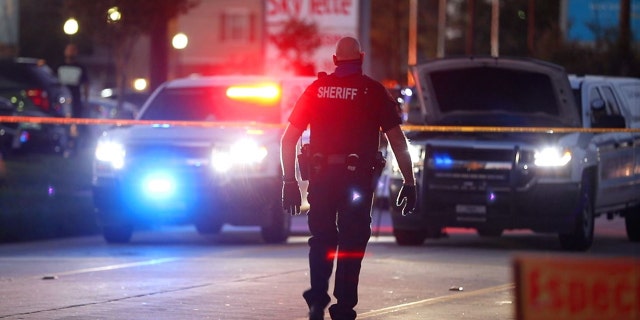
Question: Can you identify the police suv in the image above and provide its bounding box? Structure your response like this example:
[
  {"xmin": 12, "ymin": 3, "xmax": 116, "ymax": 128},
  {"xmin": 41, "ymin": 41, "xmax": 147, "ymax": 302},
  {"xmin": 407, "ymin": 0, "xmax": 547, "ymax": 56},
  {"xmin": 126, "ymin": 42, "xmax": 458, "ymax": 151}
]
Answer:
[
  {"xmin": 92, "ymin": 75, "xmax": 314, "ymax": 243},
  {"xmin": 388, "ymin": 57, "xmax": 640, "ymax": 251}
]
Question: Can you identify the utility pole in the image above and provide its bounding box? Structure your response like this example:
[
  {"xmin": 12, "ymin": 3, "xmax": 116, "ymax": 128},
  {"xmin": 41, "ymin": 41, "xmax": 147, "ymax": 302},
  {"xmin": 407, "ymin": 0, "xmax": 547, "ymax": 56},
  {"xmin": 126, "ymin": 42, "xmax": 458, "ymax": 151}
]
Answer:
[
  {"xmin": 527, "ymin": 0, "xmax": 535, "ymax": 55},
  {"xmin": 149, "ymin": 7, "xmax": 170, "ymax": 92},
  {"xmin": 618, "ymin": 0, "xmax": 631, "ymax": 75},
  {"xmin": 408, "ymin": 0, "xmax": 417, "ymax": 85},
  {"xmin": 490, "ymin": 0, "xmax": 499, "ymax": 57},
  {"xmin": 466, "ymin": 0, "xmax": 476, "ymax": 55},
  {"xmin": 437, "ymin": 0, "xmax": 447, "ymax": 58}
]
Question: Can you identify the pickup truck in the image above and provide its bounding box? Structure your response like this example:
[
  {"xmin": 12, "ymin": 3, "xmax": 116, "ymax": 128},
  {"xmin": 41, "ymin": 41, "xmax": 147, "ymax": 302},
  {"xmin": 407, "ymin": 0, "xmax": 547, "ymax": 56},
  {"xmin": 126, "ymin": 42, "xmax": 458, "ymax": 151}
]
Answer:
[
  {"xmin": 387, "ymin": 57, "xmax": 640, "ymax": 251},
  {"xmin": 91, "ymin": 75, "xmax": 314, "ymax": 243}
]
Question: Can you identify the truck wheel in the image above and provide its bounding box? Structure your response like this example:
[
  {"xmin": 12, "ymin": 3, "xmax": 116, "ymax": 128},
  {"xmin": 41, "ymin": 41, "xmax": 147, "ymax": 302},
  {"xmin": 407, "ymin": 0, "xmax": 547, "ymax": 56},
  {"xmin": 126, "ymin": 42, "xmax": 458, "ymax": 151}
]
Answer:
[
  {"xmin": 102, "ymin": 225, "xmax": 133, "ymax": 243},
  {"xmin": 558, "ymin": 177, "xmax": 594, "ymax": 251},
  {"xmin": 393, "ymin": 228, "xmax": 426, "ymax": 246},
  {"xmin": 624, "ymin": 208, "xmax": 640, "ymax": 242},
  {"xmin": 261, "ymin": 203, "xmax": 291, "ymax": 244},
  {"xmin": 476, "ymin": 227, "xmax": 503, "ymax": 237}
]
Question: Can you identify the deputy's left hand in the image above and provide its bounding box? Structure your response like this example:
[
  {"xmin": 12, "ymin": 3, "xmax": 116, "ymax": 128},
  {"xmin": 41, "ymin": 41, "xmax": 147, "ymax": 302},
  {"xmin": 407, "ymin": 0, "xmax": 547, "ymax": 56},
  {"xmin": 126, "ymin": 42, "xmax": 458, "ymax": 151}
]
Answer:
[
  {"xmin": 396, "ymin": 184, "xmax": 417, "ymax": 216},
  {"xmin": 282, "ymin": 181, "xmax": 302, "ymax": 215}
]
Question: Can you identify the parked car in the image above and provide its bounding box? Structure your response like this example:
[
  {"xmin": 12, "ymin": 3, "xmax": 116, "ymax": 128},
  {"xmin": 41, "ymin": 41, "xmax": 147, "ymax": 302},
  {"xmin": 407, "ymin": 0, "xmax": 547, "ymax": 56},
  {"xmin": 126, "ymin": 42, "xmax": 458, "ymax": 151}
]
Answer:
[
  {"xmin": 91, "ymin": 75, "xmax": 315, "ymax": 243},
  {"xmin": 386, "ymin": 57, "xmax": 640, "ymax": 251},
  {"xmin": 0, "ymin": 58, "xmax": 72, "ymax": 154}
]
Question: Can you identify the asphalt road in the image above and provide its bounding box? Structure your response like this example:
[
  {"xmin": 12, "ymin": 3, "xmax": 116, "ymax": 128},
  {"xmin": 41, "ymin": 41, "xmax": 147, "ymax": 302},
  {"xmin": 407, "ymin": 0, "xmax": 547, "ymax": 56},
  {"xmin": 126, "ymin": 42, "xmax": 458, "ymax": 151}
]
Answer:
[{"xmin": 0, "ymin": 213, "xmax": 637, "ymax": 320}]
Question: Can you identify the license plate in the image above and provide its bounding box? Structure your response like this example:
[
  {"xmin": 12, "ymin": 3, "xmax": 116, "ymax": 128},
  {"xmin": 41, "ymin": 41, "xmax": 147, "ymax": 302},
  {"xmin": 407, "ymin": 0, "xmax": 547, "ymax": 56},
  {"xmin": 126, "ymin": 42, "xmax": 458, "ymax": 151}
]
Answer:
[{"xmin": 455, "ymin": 204, "xmax": 486, "ymax": 215}]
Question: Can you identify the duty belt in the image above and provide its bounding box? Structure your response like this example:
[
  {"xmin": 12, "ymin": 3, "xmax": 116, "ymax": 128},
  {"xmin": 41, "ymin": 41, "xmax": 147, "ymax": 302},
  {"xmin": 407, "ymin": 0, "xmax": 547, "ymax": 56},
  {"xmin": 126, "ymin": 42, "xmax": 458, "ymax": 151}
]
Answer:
[
  {"xmin": 298, "ymin": 144, "xmax": 383, "ymax": 181},
  {"xmin": 323, "ymin": 154, "xmax": 361, "ymax": 172},
  {"xmin": 326, "ymin": 154, "xmax": 351, "ymax": 164}
]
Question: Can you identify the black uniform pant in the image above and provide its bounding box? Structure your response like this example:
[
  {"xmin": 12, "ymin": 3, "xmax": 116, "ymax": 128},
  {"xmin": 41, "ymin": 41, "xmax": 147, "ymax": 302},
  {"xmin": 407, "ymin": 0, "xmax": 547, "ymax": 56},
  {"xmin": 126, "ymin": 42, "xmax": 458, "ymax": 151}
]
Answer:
[{"xmin": 304, "ymin": 167, "xmax": 374, "ymax": 320}]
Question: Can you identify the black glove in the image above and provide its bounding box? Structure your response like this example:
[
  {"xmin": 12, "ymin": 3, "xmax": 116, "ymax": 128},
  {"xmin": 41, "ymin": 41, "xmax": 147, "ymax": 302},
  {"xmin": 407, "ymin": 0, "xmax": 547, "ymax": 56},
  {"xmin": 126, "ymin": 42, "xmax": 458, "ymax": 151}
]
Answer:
[
  {"xmin": 282, "ymin": 181, "xmax": 302, "ymax": 215},
  {"xmin": 396, "ymin": 184, "xmax": 417, "ymax": 216}
]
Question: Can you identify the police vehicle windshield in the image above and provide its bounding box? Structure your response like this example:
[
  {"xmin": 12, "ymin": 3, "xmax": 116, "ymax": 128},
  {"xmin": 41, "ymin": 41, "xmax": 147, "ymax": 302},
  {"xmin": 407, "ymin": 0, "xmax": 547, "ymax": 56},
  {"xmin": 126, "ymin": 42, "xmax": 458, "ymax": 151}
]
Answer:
[{"xmin": 140, "ymin": 86, "xmax": 281, "ymax": 123}]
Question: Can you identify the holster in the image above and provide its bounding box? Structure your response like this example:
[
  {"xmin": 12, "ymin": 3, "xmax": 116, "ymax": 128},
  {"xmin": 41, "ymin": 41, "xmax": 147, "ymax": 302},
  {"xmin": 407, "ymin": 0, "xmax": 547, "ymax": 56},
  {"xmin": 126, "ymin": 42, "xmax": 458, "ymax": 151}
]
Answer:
[
  {"xmin": 371, "ymin": 151, "xmax": 386, "ymax": 189},
  {"xmin": 297, "ymin": 144, "xmax": 311, "ymax": 181},
  {"xmin": 372, "ymin": 151, "xmax": 386, "ymax": 180}
]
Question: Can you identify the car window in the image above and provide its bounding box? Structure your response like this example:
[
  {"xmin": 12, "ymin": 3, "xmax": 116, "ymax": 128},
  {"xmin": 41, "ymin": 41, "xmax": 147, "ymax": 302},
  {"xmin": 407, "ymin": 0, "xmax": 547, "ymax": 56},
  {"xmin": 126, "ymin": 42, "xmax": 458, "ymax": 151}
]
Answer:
[
  {"xmin": 600, "ymin": 86, "xmax": 621, "ymax": 115},
  {"xmin": 0, "ymin": 63, "xmax": 34, "ymax": 87},
  {"xmin": 140, "ymin": 86, "xmax": 281, "ymax": 123},
  {"xmin": 0, "ymin": 62, "xmax": 59, "ymax": 87},
  {"xmin": 428, "ymin": 68, "xmax": 559, "ymax": 116},
  {"xmin": 618, "ymin": 83, "xmax": 640, "ymax": 118}
]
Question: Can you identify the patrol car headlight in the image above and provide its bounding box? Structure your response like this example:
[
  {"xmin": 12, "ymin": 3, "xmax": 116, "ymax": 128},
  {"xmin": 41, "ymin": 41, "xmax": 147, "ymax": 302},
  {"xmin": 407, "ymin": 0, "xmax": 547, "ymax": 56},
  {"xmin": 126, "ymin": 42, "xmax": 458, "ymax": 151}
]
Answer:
[
  {"xmin": 391, "ymin": 144, "xmax": 423, "ymax": 172},
  {"xmin": 95, "ymin": 140, "xmax": 126, "ymax": 169},
  {"xmin": 534, "ymin": 147, "xmax": 572, "ymax": 167},
  {"xmin": 408, "ymin": 144, "xmax": 422, "ymax": 164},
  {"xmin": 210, "ymin": 138, "xmax": 268, "ymax": 173}
]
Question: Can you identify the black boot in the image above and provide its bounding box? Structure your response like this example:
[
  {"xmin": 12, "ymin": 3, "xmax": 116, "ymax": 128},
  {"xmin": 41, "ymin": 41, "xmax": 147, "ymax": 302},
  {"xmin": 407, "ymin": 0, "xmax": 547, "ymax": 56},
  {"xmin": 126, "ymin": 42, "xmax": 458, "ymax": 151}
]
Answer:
[
  {"xmin": 328, "ymin": 304, "xmax": 356, "ymax": 320},
  {"xmin": 304, "ymin": 290, "xmax": 330, "ymax": 320},
  {"xmin": 308, "ymin": 305, "xmax": 324, "ymax": 320}
]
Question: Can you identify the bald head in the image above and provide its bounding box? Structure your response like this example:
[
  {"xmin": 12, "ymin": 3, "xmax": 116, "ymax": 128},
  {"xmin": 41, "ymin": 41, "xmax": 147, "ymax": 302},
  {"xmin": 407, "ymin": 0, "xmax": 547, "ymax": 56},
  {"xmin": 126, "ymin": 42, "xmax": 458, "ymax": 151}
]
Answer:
[{"xmin": 334, "ymin": 37, "xmax": 363, "ymax": 62}]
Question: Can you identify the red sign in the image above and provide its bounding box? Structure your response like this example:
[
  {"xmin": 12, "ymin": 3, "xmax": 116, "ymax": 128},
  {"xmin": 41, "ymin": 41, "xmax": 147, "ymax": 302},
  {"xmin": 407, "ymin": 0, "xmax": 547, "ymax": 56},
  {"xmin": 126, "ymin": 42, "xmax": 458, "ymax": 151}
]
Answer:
[{"xmin": 514, "ymin": 255, "xmax": 640, "ymax": 320}]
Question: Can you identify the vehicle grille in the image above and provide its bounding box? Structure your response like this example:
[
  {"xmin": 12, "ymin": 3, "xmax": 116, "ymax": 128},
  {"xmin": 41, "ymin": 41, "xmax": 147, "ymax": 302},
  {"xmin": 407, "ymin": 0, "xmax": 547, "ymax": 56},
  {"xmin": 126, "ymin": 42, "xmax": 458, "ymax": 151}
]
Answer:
[
  {"xmin": 425, "ymin": 145, "xmax": 533, "ymax": 191},
  {"xmin": 124, "ymin": 144, "xmax": 211, "ymax": 174},
  {"xmin": 126, "ymin": 144, "xmax": 211, "ymax": 160}
]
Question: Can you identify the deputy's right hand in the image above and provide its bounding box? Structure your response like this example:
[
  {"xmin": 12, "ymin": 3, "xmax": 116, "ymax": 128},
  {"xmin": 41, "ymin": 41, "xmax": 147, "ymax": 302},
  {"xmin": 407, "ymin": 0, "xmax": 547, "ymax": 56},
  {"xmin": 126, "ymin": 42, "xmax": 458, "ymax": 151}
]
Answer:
[
  {"xmin": 282, "ymin": 181, "xmax": 302, "ymax": 215},
  {"xmin": 396, "ymin": 184, "xmax": 417, "ymax": 216}
]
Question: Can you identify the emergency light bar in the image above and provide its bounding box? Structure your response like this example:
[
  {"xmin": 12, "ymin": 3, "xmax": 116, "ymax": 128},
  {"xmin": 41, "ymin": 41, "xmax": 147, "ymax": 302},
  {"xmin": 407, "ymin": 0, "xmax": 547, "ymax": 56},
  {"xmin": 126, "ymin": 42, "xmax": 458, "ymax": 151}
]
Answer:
[{"xmin": 225, "ymin": 83, "xmax": 281, "ymax": 104}]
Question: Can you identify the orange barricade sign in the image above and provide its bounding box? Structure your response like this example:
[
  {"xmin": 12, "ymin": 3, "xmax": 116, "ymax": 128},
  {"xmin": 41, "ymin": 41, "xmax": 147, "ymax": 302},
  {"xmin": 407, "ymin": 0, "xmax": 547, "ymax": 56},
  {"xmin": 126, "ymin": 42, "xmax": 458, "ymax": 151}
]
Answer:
[{"xmin": 514, "ymin": 255, "xmax": 640, "ymax": 320}]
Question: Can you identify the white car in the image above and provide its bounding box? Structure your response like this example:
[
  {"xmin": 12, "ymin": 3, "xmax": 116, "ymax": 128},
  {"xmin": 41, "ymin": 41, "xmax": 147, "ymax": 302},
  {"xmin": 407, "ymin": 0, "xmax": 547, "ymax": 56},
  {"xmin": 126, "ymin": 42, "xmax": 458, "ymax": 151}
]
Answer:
[
  {"xmin": 91, "ymin": 75, "xmax": 314, "ymax": 243},
  {"xmin": 387, "ymin": 57, "xmax": 640, "ymax": 251}
]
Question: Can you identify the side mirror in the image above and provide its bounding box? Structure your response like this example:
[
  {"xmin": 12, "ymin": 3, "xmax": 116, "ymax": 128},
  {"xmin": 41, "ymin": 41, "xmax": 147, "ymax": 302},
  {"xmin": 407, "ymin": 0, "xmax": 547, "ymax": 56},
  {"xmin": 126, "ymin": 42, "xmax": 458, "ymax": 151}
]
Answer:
[{"xmin": 590, "ymin": 99, "xmax": 606, "ymax": 111}]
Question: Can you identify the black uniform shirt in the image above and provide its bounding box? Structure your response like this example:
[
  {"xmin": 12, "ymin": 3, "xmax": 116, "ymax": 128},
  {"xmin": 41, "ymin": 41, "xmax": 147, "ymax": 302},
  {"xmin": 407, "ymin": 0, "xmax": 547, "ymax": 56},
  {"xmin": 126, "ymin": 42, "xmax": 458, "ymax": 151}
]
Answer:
[{"xmin": 289, "ymin": 72, "xmax": 401, "ymax": 158}]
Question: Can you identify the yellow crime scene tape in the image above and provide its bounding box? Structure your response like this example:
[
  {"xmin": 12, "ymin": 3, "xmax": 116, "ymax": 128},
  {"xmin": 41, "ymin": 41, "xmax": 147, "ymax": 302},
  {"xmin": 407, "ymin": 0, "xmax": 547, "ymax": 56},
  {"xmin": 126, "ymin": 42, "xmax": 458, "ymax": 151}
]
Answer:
[{"xmin": 1, "ymin": 116, "xmax": 640, "ymax": 133}]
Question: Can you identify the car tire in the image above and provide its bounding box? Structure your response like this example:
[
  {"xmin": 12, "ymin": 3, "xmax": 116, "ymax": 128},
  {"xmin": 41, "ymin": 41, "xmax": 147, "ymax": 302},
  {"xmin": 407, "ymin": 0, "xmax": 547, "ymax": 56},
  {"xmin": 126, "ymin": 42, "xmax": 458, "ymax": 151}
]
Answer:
[
  {"xmin": 476, "ymin": 227, "xmax": 503, "ymax": 237},
  {"xmin": 558, "ymin": 176, "xmax": 594, "ymax": 251},
  {"xmin": 624, "ymin": 207, "xmax": 640, "ymax": 242},
  {"xmin": 261, "ymin": 202, "xmax": 291, "ymax": 244},
  {"xmin": 393, "ymin": 228, "xmax": 426, "ymax": 246},
  {"xmin": 102, "ymin": 225, "xmax": 133, "ymax": 243}
]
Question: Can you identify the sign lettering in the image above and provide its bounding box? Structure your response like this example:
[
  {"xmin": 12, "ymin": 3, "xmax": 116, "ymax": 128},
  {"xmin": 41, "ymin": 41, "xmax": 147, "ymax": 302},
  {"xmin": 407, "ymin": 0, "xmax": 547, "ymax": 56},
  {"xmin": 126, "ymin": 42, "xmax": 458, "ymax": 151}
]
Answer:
[
  {"xmin": 310, "ymin": 0, "xmax": 352, "ymax": 15},
  {"xmin": 515, "ymin": 255, "xmax": 640, "ymax": 320},
  {"xmin": 267, "ymin": 0, "xmax": 304, "ymax": 16}
]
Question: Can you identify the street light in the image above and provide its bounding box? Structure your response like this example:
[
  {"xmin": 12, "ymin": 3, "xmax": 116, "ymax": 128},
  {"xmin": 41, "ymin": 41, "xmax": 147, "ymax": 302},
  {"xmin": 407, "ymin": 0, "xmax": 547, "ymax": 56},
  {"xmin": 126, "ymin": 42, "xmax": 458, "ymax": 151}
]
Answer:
[
  {"xmin": 172, "ymin": 33, "xmax": 189, "ymax": 78},
  {"xmin": 63, "ymin": 18, "xmax": 79, "ymax": 37},
  {"xmin": 172, "ymin": 33, "xmax": 189, "ymax": 50},
  {"xmin": 107, "ymin": 7, "xmax": 122, "ymax": 24}
]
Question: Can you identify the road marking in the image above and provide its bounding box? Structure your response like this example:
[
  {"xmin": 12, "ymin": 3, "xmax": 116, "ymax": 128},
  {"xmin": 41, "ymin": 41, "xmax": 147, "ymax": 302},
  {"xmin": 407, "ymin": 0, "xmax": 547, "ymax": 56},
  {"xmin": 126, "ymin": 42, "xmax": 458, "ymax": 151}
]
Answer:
[
  {"xmin": 358, "ymin": 283, "xmax": 515, "ymax": 319},
  {"xmin": 42, "ymin": 257, "xmax": 180, "ymax": 278}
]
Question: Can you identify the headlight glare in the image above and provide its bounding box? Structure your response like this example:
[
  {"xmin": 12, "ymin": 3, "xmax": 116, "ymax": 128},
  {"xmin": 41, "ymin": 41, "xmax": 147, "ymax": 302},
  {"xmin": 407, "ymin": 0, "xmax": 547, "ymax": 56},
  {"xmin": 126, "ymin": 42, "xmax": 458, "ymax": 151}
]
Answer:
[
  {"xmin": 95, "ymin": 141, "xmax": 126, "ymax": 169},
  {"xmin": 391, "ymin": 144, "xmax": 423, "ymax": 173},
  {"xmin": 210, "ymin": 138, "xmax": 267, "ymax": 173},
  {"xmin": 534, "ymin": 147, "xmax": 572, "ymax": 167},
  {"xmin": 408, "ymin": 144, "xmax": 422, "ymax": 164}
]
